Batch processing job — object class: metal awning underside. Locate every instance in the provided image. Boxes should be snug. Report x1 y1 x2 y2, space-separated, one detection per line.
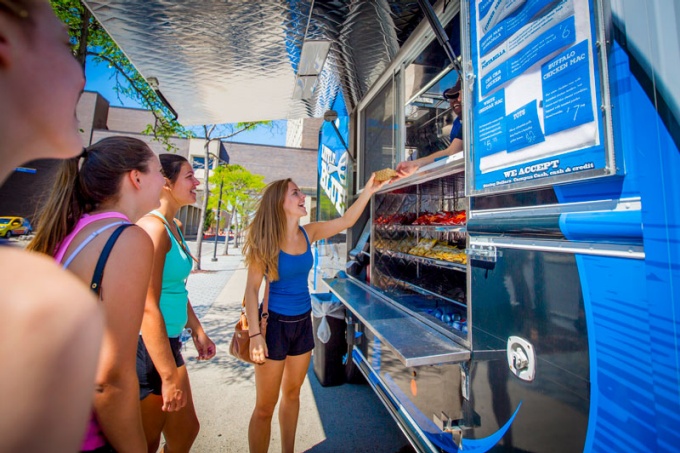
83 0 428 126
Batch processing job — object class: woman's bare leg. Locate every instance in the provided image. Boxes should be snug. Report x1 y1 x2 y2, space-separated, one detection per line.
249 359 286 453
279 351 312 453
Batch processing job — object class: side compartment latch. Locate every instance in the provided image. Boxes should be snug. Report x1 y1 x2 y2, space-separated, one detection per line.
507 336 536 382
467 243 498 263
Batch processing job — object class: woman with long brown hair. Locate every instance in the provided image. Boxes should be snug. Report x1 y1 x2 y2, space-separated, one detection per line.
243 174 387 453
136 153 216 453
0 1 105 451
28 136 166 452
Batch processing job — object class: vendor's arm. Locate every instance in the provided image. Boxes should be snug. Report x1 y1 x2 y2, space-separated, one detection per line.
396 138 463 177
304 173 388 243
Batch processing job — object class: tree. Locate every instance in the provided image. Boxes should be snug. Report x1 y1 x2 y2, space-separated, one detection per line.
208 165 265 256
192 124 270 269
51 0 191 151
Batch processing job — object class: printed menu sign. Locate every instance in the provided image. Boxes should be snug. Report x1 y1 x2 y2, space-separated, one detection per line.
468 0 613 194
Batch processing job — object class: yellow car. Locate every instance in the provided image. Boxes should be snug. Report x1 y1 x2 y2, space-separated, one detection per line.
0 217 31 238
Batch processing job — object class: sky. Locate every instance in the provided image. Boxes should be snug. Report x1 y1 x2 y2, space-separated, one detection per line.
84 57 289 147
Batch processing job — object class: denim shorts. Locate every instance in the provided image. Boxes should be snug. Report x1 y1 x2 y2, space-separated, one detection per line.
263 309 314 361
136 335 185 400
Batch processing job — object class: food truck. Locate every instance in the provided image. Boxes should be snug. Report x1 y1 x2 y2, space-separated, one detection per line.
85 0 679 451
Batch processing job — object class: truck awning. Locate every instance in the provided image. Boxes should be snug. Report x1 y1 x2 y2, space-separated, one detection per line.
82 0 426 126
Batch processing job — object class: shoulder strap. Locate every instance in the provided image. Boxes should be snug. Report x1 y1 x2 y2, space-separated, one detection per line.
90 224 133 296
242 279 270 317
300 226 311 246
262 279 270 314
145 213 198 263
62 221 128 269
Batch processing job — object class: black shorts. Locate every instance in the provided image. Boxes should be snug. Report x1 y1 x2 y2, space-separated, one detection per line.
263 309 314 361
136 335 185 400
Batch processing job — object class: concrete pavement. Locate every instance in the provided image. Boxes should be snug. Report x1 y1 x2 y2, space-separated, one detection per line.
183 241 415 453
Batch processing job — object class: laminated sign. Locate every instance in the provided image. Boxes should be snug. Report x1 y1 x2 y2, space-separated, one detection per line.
467 0 615 194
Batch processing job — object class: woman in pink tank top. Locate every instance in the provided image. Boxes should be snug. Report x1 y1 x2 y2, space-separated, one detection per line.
29 136 165 452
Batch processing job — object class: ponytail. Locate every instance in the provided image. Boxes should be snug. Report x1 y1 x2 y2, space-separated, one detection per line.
27 136 155 256
27 157 82 255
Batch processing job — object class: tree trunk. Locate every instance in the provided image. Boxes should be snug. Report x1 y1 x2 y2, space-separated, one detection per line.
235 211 242 248
193 141 211 270
223 206 236 255
76 6 91 68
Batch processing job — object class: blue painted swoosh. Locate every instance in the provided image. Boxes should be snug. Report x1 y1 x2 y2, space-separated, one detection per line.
462 402 522 452
381 372 522 452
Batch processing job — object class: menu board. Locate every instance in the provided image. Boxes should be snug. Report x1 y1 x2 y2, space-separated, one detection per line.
467 0 614 194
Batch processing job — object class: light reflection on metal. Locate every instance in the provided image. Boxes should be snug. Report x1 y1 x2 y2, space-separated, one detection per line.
297 40 331 76
82 0 420 125
293 75 319 100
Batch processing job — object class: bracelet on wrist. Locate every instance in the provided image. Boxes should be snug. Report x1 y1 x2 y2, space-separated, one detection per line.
249 332 261 339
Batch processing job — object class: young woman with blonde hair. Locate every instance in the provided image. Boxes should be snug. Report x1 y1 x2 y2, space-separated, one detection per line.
28 136 166 452
243 174 387 453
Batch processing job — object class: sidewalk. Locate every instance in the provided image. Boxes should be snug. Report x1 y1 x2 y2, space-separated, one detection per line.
184 242 414 452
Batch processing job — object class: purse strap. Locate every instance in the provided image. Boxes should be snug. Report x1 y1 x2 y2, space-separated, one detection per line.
241 279 270 317
90 224 133 296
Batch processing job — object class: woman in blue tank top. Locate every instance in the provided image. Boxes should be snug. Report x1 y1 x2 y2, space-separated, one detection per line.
243 174 388 453
137 154 216 452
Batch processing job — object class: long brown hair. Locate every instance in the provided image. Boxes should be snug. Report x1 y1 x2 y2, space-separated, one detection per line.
28 136 155 256
242 178 292 282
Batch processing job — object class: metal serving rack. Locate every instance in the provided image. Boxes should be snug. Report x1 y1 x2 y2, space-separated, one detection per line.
370 170 469 339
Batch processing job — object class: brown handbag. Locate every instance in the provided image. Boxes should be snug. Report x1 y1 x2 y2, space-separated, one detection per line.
229 280 269 364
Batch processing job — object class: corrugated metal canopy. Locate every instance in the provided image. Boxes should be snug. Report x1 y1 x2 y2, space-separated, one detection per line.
83 0 427 126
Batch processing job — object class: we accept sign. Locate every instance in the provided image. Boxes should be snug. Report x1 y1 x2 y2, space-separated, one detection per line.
466 0 615 194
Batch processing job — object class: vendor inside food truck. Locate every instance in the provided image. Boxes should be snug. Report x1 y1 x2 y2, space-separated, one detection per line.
396 76 464 178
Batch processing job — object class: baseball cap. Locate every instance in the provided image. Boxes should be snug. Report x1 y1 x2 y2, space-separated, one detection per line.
443 80 462 100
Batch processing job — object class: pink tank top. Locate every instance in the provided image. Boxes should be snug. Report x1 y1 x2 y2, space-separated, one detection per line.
55 211 130 451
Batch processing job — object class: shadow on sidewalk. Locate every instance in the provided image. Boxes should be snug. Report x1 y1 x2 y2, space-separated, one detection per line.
184 304 256 383
303 364 415 453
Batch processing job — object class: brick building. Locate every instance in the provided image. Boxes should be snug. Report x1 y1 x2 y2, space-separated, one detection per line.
0 91 319 235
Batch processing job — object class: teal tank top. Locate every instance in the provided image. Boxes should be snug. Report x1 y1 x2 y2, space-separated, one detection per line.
149 211 192 337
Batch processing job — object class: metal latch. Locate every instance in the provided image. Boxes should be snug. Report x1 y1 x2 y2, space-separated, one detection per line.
467 243 498 263
507 336 536 382
432 413 463 450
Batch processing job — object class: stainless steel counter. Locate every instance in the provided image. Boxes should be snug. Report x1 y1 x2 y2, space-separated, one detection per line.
324 277 470 367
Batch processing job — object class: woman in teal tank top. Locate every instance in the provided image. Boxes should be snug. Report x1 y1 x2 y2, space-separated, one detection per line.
137 154 216 452
242 175 388 453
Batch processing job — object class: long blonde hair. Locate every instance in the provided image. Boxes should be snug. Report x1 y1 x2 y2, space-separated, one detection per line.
242 178 292 282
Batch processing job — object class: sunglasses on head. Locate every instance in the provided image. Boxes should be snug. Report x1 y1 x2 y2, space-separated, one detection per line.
443 90 461 100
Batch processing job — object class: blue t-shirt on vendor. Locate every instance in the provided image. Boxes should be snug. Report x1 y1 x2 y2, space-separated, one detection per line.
450 117 462 142
268 226 314 316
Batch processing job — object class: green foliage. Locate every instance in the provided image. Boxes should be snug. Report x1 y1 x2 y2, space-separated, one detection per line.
50 0 192 151
203 209 214 231
208 165 265 223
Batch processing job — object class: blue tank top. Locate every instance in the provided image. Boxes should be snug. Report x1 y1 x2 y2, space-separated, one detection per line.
268 227 314 316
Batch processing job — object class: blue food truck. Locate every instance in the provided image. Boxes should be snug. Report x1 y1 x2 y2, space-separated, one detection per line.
85 0 680 450
316 1 680 451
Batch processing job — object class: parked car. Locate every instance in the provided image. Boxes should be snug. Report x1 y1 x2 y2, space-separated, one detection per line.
0 217 31 238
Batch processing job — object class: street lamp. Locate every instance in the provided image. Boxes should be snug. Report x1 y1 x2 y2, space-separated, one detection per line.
212 176 224 262
207 151 228 262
